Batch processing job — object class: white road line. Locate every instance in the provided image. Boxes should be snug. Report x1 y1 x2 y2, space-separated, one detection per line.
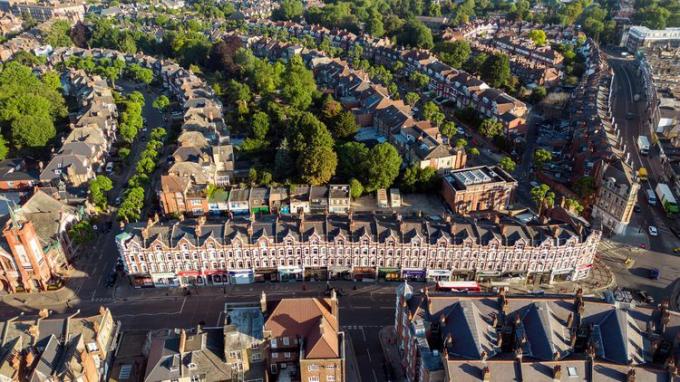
372 369 378 382
367 350 372 363
360 327 367 342
116 297 187 318
353 306 370 309
215 311 223 326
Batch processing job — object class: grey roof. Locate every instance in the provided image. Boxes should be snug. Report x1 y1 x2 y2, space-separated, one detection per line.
441 300 499 359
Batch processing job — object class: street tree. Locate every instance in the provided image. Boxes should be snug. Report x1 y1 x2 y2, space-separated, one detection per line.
405 92 420 106
530 184 555 215
481 53 511 88
440 121 456 139
479 118 504 138
89 175 113 209
565 198 584 214
152 95 170 111
498 156 517 173
298 145 337 185
455 138 468 149
533 148 553 169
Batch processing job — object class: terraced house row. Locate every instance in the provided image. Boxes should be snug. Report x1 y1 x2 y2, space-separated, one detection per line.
115 210 600 288
395 284 680 382
245 20 529 135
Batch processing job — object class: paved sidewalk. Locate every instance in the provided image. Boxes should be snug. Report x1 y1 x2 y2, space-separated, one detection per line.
379 326 406 382
506 257 614 296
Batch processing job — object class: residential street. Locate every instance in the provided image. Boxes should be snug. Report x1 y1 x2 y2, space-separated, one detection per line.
608 57 680 253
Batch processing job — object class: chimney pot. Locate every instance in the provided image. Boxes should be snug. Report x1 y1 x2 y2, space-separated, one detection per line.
179 329 187 354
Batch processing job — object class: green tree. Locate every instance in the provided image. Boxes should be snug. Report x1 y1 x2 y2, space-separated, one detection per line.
436 40 471 68
479 118 504 138
468 147 480 156
337 141 369 180
398 19 433 49
273 0 304 20
363 143 402 192
0 136 8 160
498 156 517 173
11 114 55 148
530 184 555 215
455 138 468 149
528 29 547 46
117 187 145 222
481 53 511 88
405 92 420 106
298 145 337 185
422 101 441 121
531 86 547 104
366 14 384 37
152 95 170 111
251 112 270 140
533 148 553 169
89 175 113 209
45 20 72 47
565 198 584 214
281 56 317 110
68 221 94 244
321 95 342 122
409 71 430 89
441 121 456 138
349 178 363 199
332 111 358 139
574 176 596 198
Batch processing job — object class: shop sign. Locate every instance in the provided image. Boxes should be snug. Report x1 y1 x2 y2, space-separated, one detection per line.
427 269 452 276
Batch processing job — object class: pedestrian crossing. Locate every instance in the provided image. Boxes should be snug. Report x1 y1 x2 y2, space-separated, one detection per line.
342 325 384 330
91 297 114 302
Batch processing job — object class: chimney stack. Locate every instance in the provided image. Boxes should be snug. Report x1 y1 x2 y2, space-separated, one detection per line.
567 313 573 328
38 309 49 319
626 368 636 382
179 329 187 354
330 289 339 319
553 365 562 381
482 366 491 382
260 291 267 315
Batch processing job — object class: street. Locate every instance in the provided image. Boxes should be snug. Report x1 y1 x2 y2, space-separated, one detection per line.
64 82 166 304
0 280 405 382
608 57 680 254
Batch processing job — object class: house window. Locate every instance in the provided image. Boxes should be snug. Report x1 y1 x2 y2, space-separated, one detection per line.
327 376 336 382
282 337 290 346
271 339 277 348
308 364 319 371
308 377 319 382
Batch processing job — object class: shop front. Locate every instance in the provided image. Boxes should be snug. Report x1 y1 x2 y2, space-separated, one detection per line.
278 266 303 282
304 267 328 281
254 267 278 282
229 270 254 285
551 267 574 283
131 274 154 288
353 267 376 281
450 270 475 281
151 272 179 287
378 267 401 281
426 269 452 282
573 264 592 281
328 266 352 280
204 270 228 285
476 271 502 283
402 268 426 282
177 271 201 286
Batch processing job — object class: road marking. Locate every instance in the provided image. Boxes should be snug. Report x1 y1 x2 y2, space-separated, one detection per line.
367 349 372 363
353 306 370 309
372 369 378 382
215 311 223 326
116 297 187 318
360 327 367 342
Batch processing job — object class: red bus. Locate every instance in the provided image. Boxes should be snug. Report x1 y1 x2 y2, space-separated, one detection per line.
435 281 482 293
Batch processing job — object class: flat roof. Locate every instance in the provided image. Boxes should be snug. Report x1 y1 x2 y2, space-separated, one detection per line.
444 165 517 191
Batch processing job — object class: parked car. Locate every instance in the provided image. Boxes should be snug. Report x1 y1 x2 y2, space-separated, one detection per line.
105 162 114 174
648 226 658 236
